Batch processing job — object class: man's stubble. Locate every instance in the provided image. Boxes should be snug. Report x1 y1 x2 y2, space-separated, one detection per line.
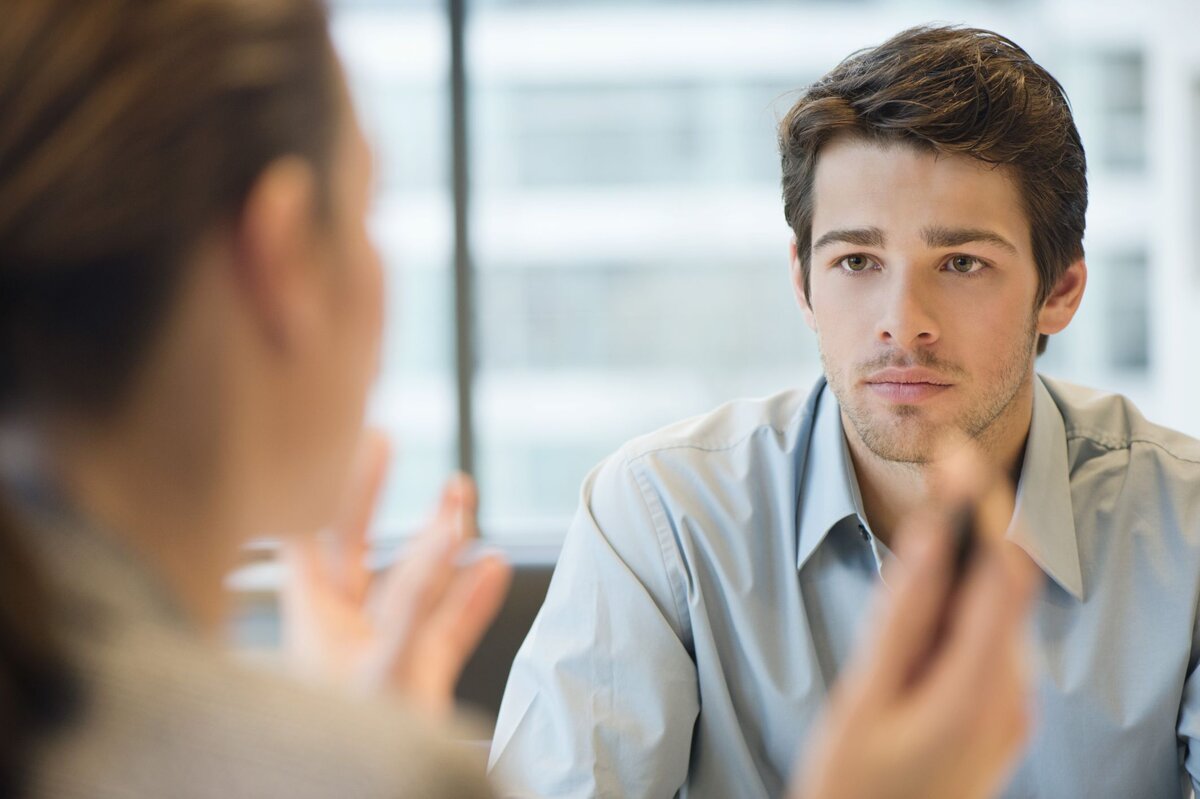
819 313 1039 465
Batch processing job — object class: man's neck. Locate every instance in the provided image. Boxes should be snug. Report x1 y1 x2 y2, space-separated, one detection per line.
842 380 1034 549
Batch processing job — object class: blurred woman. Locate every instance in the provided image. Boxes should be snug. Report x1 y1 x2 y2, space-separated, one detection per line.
0 1 1037 798
0 0 506 795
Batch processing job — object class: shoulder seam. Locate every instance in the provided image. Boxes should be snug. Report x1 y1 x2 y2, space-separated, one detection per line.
1065 429 1200 466
618 423 793 469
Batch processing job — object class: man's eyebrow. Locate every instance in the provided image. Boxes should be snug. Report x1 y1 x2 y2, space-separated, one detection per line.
812 227 886 251
922 225 1019 255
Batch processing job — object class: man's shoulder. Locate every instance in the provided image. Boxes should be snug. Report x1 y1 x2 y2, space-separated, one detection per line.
574 386 817 598
1042 375 1200 471
613 385 816 471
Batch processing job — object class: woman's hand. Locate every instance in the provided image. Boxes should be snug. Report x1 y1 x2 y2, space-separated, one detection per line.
281 430 512 717
791 452 1040 799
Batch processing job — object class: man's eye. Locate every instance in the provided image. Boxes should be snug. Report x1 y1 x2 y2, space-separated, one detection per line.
838 255 873 272
947 255 984 274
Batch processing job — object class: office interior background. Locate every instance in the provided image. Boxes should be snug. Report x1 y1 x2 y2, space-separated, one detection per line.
330 0 1200 546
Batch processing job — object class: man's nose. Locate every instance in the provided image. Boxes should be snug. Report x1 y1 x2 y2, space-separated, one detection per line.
873 271 940 349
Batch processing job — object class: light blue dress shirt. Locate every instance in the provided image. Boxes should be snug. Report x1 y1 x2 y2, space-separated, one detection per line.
489 376 1200 798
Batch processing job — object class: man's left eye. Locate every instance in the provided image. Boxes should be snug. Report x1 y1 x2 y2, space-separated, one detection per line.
947 255 983 274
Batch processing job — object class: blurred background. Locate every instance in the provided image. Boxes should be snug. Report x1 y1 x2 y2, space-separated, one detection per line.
330 0 1200 546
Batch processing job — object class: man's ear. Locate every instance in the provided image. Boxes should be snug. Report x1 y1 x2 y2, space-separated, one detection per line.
1037 259 1087 336
790 237 817 331
233 157 323 351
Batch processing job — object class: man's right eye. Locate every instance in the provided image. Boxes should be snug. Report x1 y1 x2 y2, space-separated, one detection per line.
837 254 874 273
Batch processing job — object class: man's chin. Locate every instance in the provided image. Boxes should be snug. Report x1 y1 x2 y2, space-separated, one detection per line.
859 438 934 465
850 414 950 465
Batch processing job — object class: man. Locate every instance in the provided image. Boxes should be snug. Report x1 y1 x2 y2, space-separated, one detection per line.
488 26 1200 798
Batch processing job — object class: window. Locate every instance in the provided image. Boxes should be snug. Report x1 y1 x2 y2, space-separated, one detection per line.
330 0 1198 541
333 5 457 533
1194 79 1200 283
1096 51 1146 172
468 2 817 539
1105 251 1150 372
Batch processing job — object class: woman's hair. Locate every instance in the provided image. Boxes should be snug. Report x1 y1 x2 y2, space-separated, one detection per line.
778 25 1088 355
0 0 341 790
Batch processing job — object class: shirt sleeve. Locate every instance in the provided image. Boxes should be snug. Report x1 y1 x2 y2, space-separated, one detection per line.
1178 607 1200 796
487 451 698 798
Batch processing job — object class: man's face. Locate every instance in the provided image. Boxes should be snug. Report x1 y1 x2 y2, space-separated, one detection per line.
796 137 1043 464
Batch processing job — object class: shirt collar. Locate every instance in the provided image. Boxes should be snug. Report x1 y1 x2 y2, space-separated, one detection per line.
795 376 1083 600
796 379 864 571
1007 376 1084 600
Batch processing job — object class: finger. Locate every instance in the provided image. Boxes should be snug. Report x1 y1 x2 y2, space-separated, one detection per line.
997 539 1042 611
330 429 392 602
428 472 477 543
930 441 1018 549
921 565 1036 797
395 473 473 566
909 541 1035 727
411 552 513 695
888 441 1030 716
371 476 474 646
972 630 1035 775
926 502 1039 685
858 444 1003 700
281 534 325 601
428 553 512 663
279 535 326 655
849 510 954 701
897 442 1023 683
361 482 488 704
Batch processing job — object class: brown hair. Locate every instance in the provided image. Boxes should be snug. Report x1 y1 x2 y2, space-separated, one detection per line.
779 25 1087 355
0 0 340 790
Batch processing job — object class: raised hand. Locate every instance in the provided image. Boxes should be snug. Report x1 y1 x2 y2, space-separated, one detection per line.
282 430 512 717
791 450 1040 799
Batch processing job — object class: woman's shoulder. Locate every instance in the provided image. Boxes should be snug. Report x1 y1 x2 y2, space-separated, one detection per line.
19 513 491 799
30 619 492 798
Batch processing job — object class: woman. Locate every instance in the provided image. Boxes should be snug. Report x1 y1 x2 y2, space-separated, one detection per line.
0 0 508 795
0 0 1037 797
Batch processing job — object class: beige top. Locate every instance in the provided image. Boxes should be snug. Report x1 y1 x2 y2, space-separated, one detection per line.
20 509 493 799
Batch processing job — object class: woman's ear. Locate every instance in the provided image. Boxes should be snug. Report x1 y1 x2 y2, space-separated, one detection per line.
1037 259 1087 336
233 157 322 351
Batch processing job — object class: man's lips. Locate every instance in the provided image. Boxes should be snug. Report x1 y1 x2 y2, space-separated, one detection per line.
863 368 954 403
865 367 952 386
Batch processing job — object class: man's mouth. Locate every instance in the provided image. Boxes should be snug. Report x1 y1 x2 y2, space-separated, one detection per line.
863 368 954 403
